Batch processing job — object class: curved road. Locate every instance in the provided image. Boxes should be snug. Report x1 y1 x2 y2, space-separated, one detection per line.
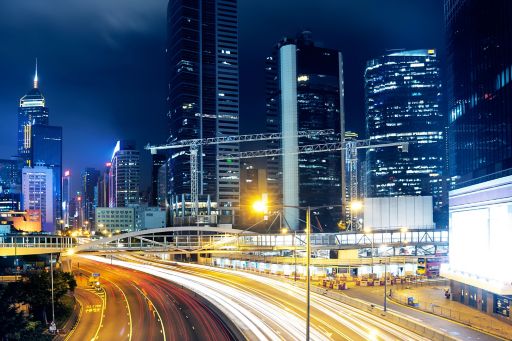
86 254 431 341
69 257 234 341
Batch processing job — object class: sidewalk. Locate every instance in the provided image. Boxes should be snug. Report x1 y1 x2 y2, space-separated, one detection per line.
391 284 512 340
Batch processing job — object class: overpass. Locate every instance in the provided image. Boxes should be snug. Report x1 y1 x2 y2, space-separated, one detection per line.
0 235 75 256
0 227 447 257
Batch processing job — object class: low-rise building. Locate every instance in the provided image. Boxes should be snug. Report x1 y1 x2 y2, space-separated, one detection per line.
134 206 166 230
95 207 135 232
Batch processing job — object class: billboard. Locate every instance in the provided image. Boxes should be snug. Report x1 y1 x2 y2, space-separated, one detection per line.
441 175 512 295
363 196 434 230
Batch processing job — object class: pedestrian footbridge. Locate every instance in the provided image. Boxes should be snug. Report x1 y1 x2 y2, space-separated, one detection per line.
0 227 448 257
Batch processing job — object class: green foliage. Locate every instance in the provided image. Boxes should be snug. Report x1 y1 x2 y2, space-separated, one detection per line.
0 269 76 340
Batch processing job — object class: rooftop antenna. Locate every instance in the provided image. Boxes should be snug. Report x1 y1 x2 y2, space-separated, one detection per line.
33 58 38 89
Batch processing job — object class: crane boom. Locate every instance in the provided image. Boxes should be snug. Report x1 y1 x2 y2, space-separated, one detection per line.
146 129 335 151
218 138 408 231
217 140 408 160
146 129 338 218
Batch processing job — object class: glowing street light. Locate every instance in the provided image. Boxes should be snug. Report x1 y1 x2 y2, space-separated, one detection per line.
252 199 315 341
350 200 363 211
252 200 267 213
350 201 363 230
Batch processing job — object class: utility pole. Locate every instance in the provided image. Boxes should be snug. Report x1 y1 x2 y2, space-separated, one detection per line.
306 206 311 341
49 253 56 333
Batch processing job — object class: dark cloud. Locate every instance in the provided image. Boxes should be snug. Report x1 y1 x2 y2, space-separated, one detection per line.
0 0 443 192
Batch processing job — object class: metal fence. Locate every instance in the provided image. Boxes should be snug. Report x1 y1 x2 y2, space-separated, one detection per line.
390 289 512 339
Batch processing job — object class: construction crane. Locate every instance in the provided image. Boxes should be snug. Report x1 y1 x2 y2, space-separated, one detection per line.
218 138 409 230
145 129 336 216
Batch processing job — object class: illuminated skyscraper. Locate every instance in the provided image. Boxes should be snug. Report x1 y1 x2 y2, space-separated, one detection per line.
62 170 70 227
442 0 512 318
22 165 54 232
82 168 100 228
167 0 239 225
30 124 62 221
365 49 446 226
266 31 345 231
0 158 22 212
150 153 166 207
18 62 49 166
109 140 140 207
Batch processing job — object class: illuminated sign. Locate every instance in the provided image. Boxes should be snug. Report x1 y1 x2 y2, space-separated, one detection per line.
442 175 512 295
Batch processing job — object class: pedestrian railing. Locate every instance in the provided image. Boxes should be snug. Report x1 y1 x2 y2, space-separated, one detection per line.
390 290 512 339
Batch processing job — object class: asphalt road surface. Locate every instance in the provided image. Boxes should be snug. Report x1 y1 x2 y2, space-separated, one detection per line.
69 257 235 341
90 254 434 341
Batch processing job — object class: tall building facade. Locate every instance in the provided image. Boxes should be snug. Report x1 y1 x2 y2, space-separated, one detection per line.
97 162 111 208
30 124 62 221
109 140 140 207
22 166 53 232
81 168 99 229
18 65 63 223
0 158 22 212
442 0 512 320
18 65 49 166
150 153 166 206
365 49 446 227
62 170 71 227
266 32 345 231
167 0 240 224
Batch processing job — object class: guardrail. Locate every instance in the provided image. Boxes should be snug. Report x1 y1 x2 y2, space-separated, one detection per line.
390 289 512 339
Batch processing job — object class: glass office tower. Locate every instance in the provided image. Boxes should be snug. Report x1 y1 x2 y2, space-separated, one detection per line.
30 124 62 221
442 0 512 319
81 168 100 229
0 158 22 211
167 0 239 225
365 49 446 227
267 31 345 231
18 66 49 166
109 140 140 208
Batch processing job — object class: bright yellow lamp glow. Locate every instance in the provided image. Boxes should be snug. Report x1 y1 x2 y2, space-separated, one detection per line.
252 200 267 213
281 227 288 234
350 201 363 211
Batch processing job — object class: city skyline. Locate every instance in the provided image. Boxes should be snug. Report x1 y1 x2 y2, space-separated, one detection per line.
0 0 443 192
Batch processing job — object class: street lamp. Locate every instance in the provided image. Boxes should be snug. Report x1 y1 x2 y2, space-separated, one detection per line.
350 200 363 231
253 200 315 341
364 226 374 274
49 253 56 333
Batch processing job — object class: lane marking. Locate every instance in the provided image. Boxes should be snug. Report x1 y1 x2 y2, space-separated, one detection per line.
80 265 132 341
64 295 83 341
132 284 167 341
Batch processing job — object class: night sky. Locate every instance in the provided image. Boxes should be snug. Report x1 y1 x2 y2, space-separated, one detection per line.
0 0 444 192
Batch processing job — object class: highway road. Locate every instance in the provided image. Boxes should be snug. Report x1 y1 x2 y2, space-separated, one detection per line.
69 257 235 341
85 254 432 341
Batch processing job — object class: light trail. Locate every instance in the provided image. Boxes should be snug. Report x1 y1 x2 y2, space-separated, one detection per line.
126 255 431 341
81 255 301 340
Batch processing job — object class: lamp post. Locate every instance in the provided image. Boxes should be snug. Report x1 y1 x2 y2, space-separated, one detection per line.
305 206 311 341
364 227 374 274
350 200 363 231
49 253 56 333
253 200 331 341
384 258 388 312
